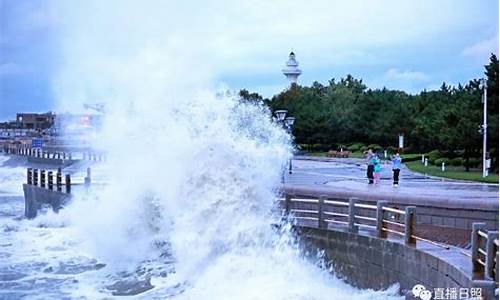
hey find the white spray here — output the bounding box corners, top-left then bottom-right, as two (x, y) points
(52, 1), (401, 299)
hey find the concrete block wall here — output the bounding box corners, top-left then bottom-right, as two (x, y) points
(297, 226), (496, 299)
(23, 184), (71, 218)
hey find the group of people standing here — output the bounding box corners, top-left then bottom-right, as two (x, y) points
(365, 149), (402, 186)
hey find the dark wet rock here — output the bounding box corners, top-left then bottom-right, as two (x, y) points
(107, 278), (154, 296)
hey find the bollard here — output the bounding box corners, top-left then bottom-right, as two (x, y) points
(348, 198), (358, 233)
(40, 170), (46, 188)
(65, 174), (71, 194)
(424, 158), (428, 166)
(441, 162), (445, 172)
(84, 167), (91, 187)
(471, 222), (487, 275)
(56, 168), (62, 192)
(376, 201), (388, 238)
(485, 231), (498, 280)
(404, 206), (416, 245)
(33, 169), (39, 186)
(63, 152), (66, 160)
(421, 154), (425, 164)
(284, 195), (291, 215)
(69, 153), (72, 160)
(48, 171), (53, 190)
(83, 152), (87, 160)
(27, 168), (32, 185)
(318, 195), (327, 230)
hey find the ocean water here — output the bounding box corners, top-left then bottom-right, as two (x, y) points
(0, 97), (402, 300)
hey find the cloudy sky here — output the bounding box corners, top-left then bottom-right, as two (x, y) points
(0, 0), (498, 120)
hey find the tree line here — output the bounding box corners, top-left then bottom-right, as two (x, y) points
(240, 54), (499, 172)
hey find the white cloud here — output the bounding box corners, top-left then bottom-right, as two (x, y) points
(462, 35), (499, 59)
(384, 68), (429, 81)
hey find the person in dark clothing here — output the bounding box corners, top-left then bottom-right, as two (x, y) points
(392, 153), (402, 186)
(366, 149), (375, 184)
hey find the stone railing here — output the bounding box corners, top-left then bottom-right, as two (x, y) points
(27, 168), (72, 193)
(279, 193), (498, 299)
(469, 223), (499, 282)
(4, 145), (106, 163)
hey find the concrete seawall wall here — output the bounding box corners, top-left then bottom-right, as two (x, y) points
(297, 226), (496, 299)
(23, 184), (71, 218)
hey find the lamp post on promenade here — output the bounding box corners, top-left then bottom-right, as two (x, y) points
(274, 110), (296, 181)
(479, 78), (489, 178)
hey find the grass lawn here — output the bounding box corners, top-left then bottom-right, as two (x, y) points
(405, 161), (499, 184)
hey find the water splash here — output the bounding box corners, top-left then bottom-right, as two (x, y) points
(47, 1), (403, 298)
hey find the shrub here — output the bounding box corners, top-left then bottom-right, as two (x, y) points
(402, 154), (423, 162)
(434, 158), (449, 166)
(367, 144), (383, 152)
(449, 157), (463, 166)
(347, 143), (364, 152)
(466, 157), (481, 169)
(426, 150), (443, 164)
(386, 146), (398, 154)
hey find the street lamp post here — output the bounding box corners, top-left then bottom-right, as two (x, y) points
(285, 117), (296, 174)
(481, 79), (489, 177)
(274, 110), (296, 181)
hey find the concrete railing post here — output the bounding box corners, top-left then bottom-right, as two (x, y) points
(285, 194), (291, 215)
(405, 206), (417, 245)
(27, 168), (32, 185)
(84, 167), (91, 187)
(56, 168), (62, 192)
(318, 195), (327, 230)
(376, 200), (388, 239)
(48, 171), (53, 190)
(348, 197), (358, 233)
(471, 280), (496, 300)
(485, 231), (498, 280)
(40, 170), (46, 188)
(33, 169), (39, 186)
(472, 222), (487, 274)
(65, 174), (71, 194)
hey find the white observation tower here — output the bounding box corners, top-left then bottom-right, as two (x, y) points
(282, 51), (302, 84)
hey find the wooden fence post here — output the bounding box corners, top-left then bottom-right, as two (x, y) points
(405, 206), (416, 245)
(376, 200), (388, 238)
(472, 222), (487, 274)
(348, 197), (358, 233)
(65, 174), (71, 194)
(485, 231), (498, 280)
(318, 195), (327, 229)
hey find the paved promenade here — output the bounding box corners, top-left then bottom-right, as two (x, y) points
(286, 156), (499, 203)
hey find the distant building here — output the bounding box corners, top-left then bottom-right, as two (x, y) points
(16, 112), (55, 130)
(282, 51), (302, 84)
